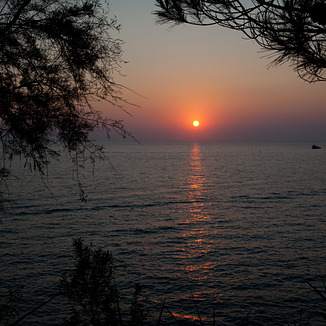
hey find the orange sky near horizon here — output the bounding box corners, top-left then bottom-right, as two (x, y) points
(103, 0), (326, 143)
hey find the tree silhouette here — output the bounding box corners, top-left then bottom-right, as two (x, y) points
(0, 0), (134, 202)
(155, 0), (326, 82)
(60, 238), (148, 325)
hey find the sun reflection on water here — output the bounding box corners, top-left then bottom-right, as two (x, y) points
(188, 142), (207, 220)
(183, 143), (212, 253)
(175, 143), (221, 303)
(168, 143), (225, 323)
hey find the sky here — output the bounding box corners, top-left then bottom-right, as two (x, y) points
(101, 0), (325, 143)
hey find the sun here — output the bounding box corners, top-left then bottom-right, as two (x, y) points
(193, 120), (200, 127)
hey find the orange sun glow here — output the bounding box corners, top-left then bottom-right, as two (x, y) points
(193, 120), (200, 127)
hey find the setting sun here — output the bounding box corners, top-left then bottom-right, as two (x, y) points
(193, 120), (200, 127)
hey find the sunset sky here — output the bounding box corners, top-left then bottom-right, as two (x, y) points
(105, 0), (325, 143)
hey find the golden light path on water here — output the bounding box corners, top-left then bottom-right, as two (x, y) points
(188, 143), (206, 220)
(175, 143), (224, 323)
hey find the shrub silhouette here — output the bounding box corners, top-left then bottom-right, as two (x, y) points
(60, 238), (147, 325)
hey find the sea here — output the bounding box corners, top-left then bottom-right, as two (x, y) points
(1, 141), (326, 325)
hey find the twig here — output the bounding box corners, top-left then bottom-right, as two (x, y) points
(114, 284), (124, 326)
(9, 293), (60, 326)
(307, 281), (326, 302)
(164, 304), (182, 325)
(191, 290), (203, 326)
(157, 299), (166, 326)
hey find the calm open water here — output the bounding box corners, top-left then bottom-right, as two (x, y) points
(1, 142), (326, 325)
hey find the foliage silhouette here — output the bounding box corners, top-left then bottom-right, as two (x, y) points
(0, 0), (135, 203)
(60, 238), (148, 325)
(0, 285), (23, 325)
(155, 0), (326, 82)
(2, 250), (326, 325)
(60, 238), (119, 325)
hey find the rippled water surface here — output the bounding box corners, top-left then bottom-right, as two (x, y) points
(1, 142), (326, 325)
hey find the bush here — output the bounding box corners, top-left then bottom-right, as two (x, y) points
(60, 238), (148, 326)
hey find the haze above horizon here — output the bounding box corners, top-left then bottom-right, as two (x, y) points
(104, 0), (325, 143)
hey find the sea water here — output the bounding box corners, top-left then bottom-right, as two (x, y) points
(1, 142), (326, 325)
